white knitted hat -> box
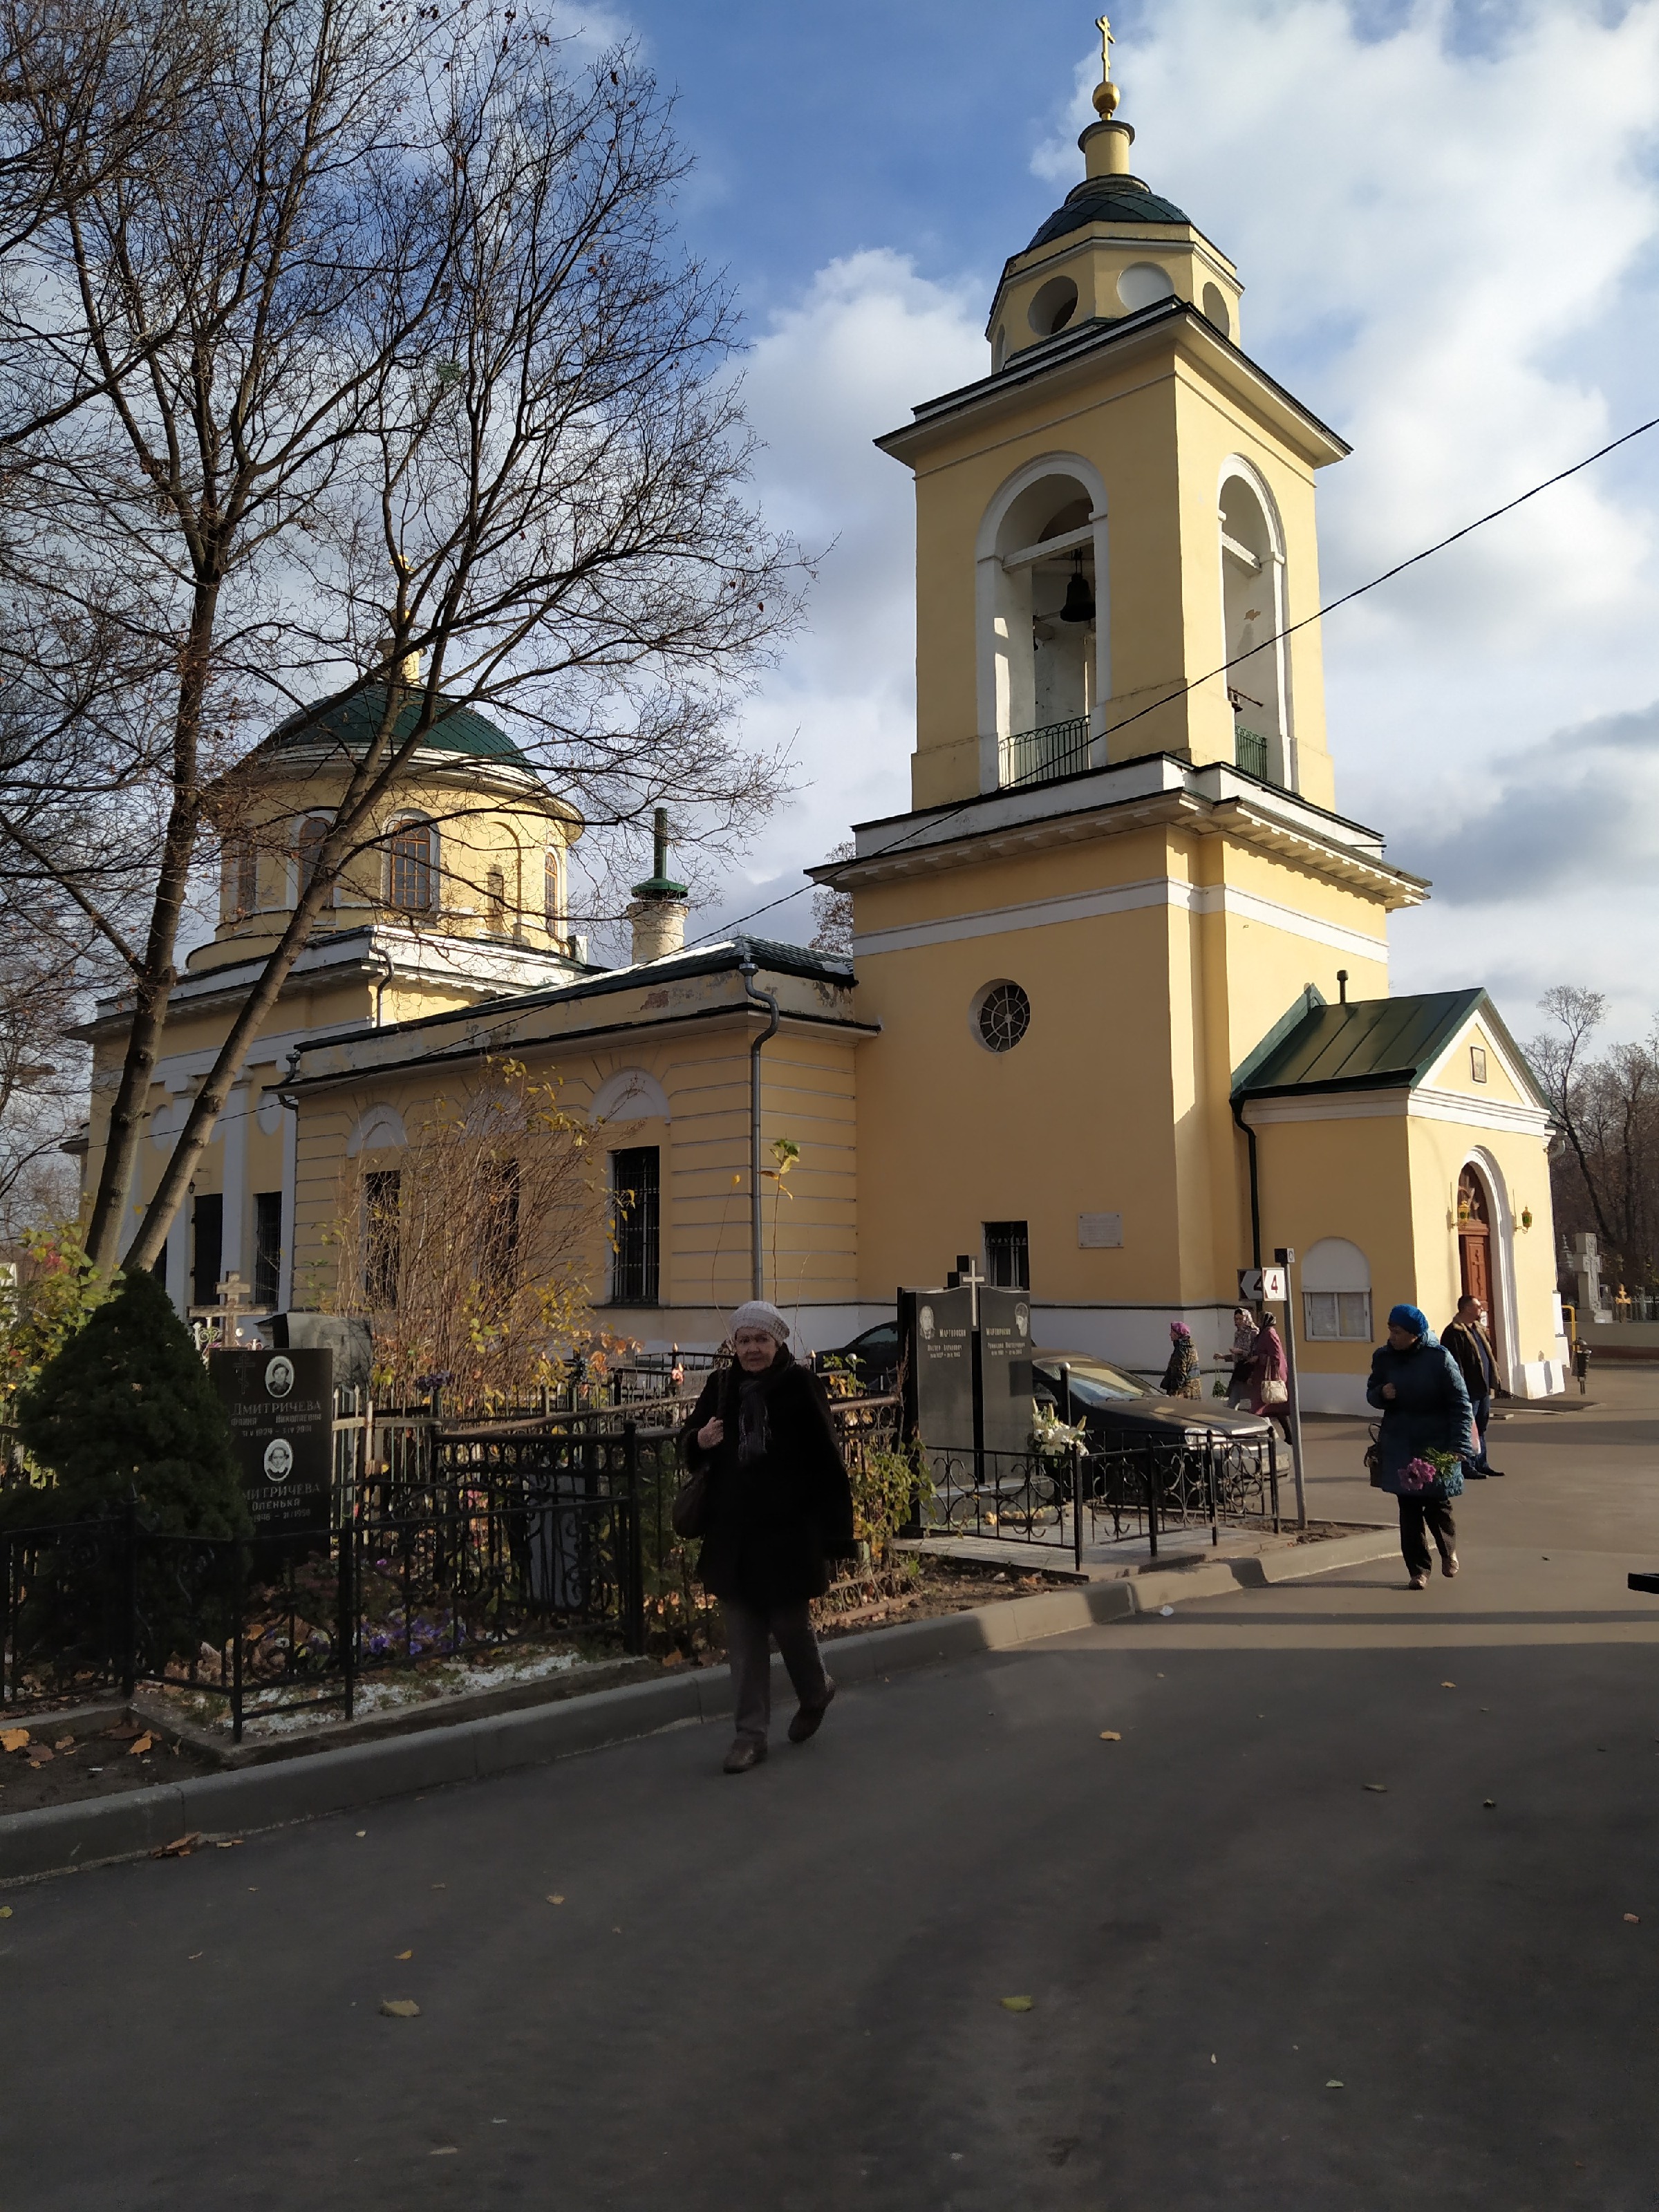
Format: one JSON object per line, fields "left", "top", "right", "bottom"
{"left": 730, "top": 1300, "right": 790, "bottom": 1342}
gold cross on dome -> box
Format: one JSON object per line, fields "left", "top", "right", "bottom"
{"left": 1096, "top": 15, "right": 1114, "bottom": 75}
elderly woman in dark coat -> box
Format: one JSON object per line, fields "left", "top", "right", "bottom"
{"left": 679, "top": 1300, "right": 856, "bottom": 1774}
{"left": 1367, "top": 1302, "right": 1474, "bottom": 1589}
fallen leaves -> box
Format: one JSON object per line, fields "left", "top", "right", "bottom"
{"left": 53, "top": 1736, "right": 74, "bottom": 1751}
{"left": 1441, "top": 1681, "right": 1456, "bottom": 1690}
{"left": 0, "top": 1906, "right": 12, "bottom": 1919}
{"left": 1624, "top": 1913, "right": 1641, "bottom": 1924}
{"left": 379, "top": 1998, "right": 421, "bottom": 2018}
{"left": 151, "top": 1833, "right": 203, "bottom": 1859}
{"left": 1000, "top": 1996, "right": 1034, "bottom": 2013}
{"left": 547, "top": 1894, "right": 564, "bottom": 1905}
{"left": 24, "top": 1745, "right": 53, "bottom": 1767}
{"left": 1326, "top": 2079, "right": 1344, "bottom": 2089}
{"left": 1483, "top": 1799, "right": 1496, "bottom": 1809}
{"left": 126, "top": 1734, "right": 153, "bottom": 1758}
{"left": 395, "top": 1949, "right": 413, "bottom": 1960}
{"left": 355, "top": 1830, "right": 366, "bottom": 1839}
{"left": 1363, "top": 1783, "right": 1387, "bottom": 1794}
{"left": 1098, "top": 1731, "right": 1122, "bottom": 1743}
{"left": 430, "top": 2146, "right": 458, "bottom": 2156}
{"left": 0, "top": 1727, "right": 28, "bottom": 1754}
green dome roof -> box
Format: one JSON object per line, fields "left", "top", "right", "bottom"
{"left": 268, "top": 684, "right": 531, "bottom": 769}
{"left": 1027, "top": 176, "right": 1189, "bottom": 253}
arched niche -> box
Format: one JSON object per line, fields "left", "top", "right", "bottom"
{"left": 1218, "top": 458, "right": 1293, "bottom": 789}
{"left": 346, "top": 1102, "right": 408, "bottom": 1157}
{"left": 590, "top": 1067, "right": 671, "bottom": 1124}
{"left": 975, "top": 453, "right": 1109, "bottom": 794}
{"left": 1301, "top": 1237, "right": 1372, "bottom": 1341}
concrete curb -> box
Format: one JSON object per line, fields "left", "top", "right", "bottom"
{"left": 0, "top": 1525, "right": 1394, "bottom": 1886}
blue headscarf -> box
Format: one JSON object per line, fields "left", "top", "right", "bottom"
{"left": 1388, "top": 1302, "right": 1429, "bottom": 1338}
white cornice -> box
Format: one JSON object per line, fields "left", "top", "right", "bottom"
{"left": 1242, "top": 1085, "right": 1553, "bottom": 1138}
{"left": 826, "top": 755, "right": 1423, "bottom": 912}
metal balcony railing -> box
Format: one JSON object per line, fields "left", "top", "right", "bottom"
{"left": 1233, "top": 725, "right": 1273, "bottom": 782}
{"left": 1000, "top": 715, "right": 1091, "bottom": 790}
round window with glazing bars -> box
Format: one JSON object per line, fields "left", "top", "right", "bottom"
{"left": 975, "top": 981, "right": 1031, "bottom": 1053}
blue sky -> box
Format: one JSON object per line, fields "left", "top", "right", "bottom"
{"left": 579, "top": 1, "right": 1659, "bottom": 1053}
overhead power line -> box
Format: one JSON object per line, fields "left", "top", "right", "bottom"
{"left": 679, "top": 405, "right": 1659, "bottom": 950}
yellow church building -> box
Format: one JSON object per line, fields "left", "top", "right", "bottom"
{"left": 76, "top": 35, "right": 1567, "bottom": 1412}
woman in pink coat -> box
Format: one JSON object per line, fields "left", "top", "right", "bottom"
{"left": 1246, "top": 1313, "right": 1288, "bottom": 1423}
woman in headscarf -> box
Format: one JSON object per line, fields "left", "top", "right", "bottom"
{"left": 1366, "top": 1302, "right": 1474, "bottom": 1589}
{"left": 1160, "top": 1321, "right": 1202, "bottom": 1399}
{"left": 1226, "top": 1306, "right": 1257, "bottom": 1408}
{"left": 1246, "top": 1310, "right": 1288, "bottom": 1423}
{"left": 679, "top": 1300, "right": 856, "bottom": 1774}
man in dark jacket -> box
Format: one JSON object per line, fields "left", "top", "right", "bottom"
{"left": 1443, "top": 1295, "right": 1504, "bottom": 1477}
{"left": 680, "top": 1300, "right": 856, "bottom": 1774}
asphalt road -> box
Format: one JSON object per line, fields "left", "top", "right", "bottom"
{"left": 4, "top": 1374, "right": 1659, "bottom": 2211}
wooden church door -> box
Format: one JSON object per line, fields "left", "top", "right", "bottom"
{"left": 1457, "top": 1166, "right": 1494, "bottom": 1326}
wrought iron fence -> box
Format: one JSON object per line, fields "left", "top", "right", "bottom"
{"left": 1000, "top": 715, "right": 1091, "bottom": 789}
{"left": 924, "top": 1429, "right": 1281, "bottom": 1568}
{"left": 1, "top": 1479, "right": 643, "bottom": 1738}
{"left": 1, "top": 1393, "right": 906, "bottom": 1730}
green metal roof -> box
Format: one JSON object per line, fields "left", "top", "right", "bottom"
{"left": 1232, "top": 989, "right": 1550, "bottom": 1109}
{"left": 267, "top": 684, "right": 530, "bottom": 769}
{"left": 1026, "top": 176, "right": 1190, "bottom": 252}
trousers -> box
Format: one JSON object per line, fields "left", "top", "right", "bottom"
{"left": 1398, "top": 1493, "right": 1457, "bottom": 1577}
{"left": 1469, "top": 1391, "right": 1492, "bottom": 1470}
{"left": 721, "top": 1597, "right": 828, "bottom": 1743}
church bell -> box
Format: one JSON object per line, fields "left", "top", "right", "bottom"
{"left": 1060, "top": 551, "right": 1095, "bottom": 625}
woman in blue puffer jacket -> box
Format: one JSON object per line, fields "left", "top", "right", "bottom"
{"left": 1366, "top": 1302, "right": 1474, "bottom": 1589}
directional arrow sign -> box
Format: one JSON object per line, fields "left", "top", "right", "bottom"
{"left": 1239, "top": 1266, "right": 1288, "bottom": 1302}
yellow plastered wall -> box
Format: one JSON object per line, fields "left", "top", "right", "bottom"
{"left": 853, "top": 818, "right": 1396, "bottom": 1312}
{"left": 1405, "top": 1119, "right": 1560, "bottom": 1379}
{"left": 287, "top": 1020, "right": 860, "bottom": 1329}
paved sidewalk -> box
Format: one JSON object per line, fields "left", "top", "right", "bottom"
{"left": 2, "top": 1374, "right": 1657, "bottom": 2211}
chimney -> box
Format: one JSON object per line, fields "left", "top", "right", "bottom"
{"left": 627, "top": 807, "right": 689, "bottom": 964}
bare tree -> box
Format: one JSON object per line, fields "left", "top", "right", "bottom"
{"left": 1529, "top": 985, "right": 1659, "bottom": 1280}
{"left": 809, "top": 839, "right": 854, "bottom": 959}
{"left": 0, "top": 0, "right": 804, "bottom": 1278}
{"left": 322, "top": 1059, "right": 603, "bottom": 1400}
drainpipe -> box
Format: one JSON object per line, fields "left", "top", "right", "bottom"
{"left": 1232, "top": 1094, "right": 1262, "bottom": 1271}
{"left": 369, "top": 945, "right": 395, "bottom": 1027}
{"left": 739, "top": 959, "right": 780, "bottom": 1300}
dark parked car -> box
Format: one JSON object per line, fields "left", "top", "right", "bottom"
{"left": 815, "top": 1319, "right": 900, "bottom": 1393}
{"left": 1031, "top": 1351, "right": 1274, "bottom": 1445}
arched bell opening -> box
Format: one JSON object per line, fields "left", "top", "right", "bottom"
{"left": 1218, "top": 463, "right": 1291, "bottom": 789}
{"left": 977, "top": 462, "right": 1108, "bottom": 791}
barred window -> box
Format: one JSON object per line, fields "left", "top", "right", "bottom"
{"left": 388, "top": 819, "right": 434, "bottom": 912}
{"left": 610, "top": 1146, "right": 659, "bottom": 1305}
{"left": 984, "top": 1220, "right": 1029, "bottom": 1289}
{"left": 364, "top": 1169, "right": 402, "bottom": 1309}
{"left": 976, "top": 981, "right": 1031, "bottom": 1053}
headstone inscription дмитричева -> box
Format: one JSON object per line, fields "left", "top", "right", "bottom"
{"left": 211, "top": 1346, "right": 335, "bottom": 1537}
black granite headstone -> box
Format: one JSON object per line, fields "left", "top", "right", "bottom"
{"left": 899, "top": 1285, "right": 975, "bottom": 1451}
{"left": 978, "top": 1288, "right": 1035, "bottom": 1456}
{"left": 211, "top": 1347, "right": 334, "bottom": 1538}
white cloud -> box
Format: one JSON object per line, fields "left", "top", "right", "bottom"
{"left": 713, "top": 3, "right": 1659, "bottom": 1035}
{"left": 709, "top": 250, "right": 985, "bottom": 922}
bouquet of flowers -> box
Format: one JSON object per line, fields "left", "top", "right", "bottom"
{"left": 1399, "top": 1449, "right": 1461, "bottom": 1494}
{"left": 1030, "top": 1403, "right": 1090, "bottom": 1459}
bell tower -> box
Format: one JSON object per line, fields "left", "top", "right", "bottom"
{"left": 820, "top": 20, "right": 1430, "bottom": 1363}
{"left": 879, "top": 21, "right": 1347, "bottom": 814}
